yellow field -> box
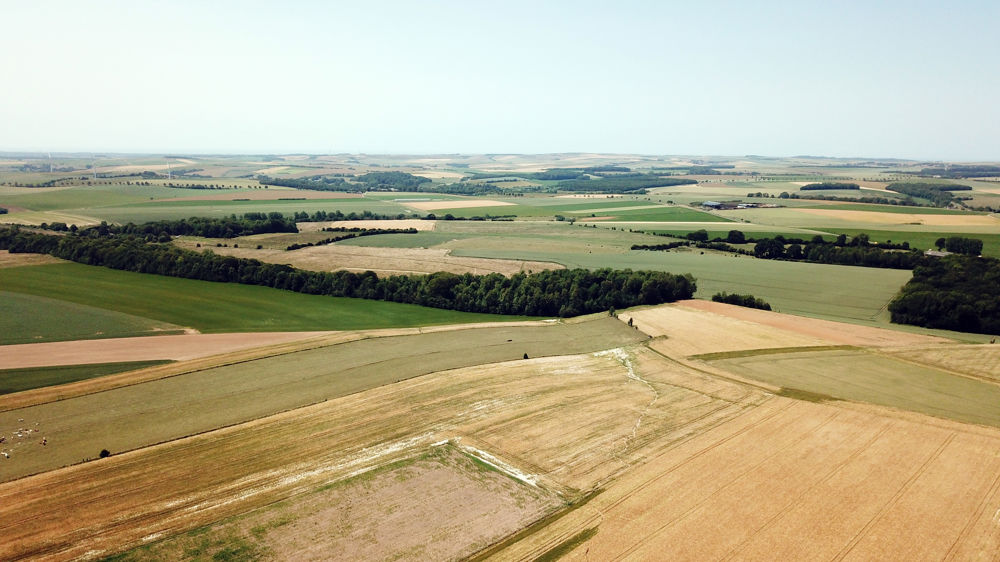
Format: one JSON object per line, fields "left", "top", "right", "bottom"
{"left": 2, "top": 302, "right": 999, "bottom": 560}
{"left": 181, "top": 243, "right": 563, "bottom": 276}
{"left": 794, "top": 207, "right": 1000, "bottom": 226}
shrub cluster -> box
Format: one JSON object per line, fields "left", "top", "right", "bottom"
{"left": 712, "top": 292, "right": 772, "bottom": 311}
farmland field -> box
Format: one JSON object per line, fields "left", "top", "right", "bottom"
{"left": 3, "top": 153, "right": 1000, "bottom": 561}
{"left": 0, "top": 263, "right": 530, "bottom": 334}
{"left": 0, "top": 290, "right": 187, "bottom": 345}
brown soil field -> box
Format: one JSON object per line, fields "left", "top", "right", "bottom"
{"left": 0, "top": 250, "right": 65, "bottom": 269}
{"left": 794, "top": 208, "right": 1000, "bottom": 226}
{"left": 0, "top": 331, "right": 335, "bottom": 370}
{"left": 161, "top": 190, "right": 362, "bottom": 202}
{"left": 296, "top": 218, "right": 435, "bottom": 231}
{"left": 405, "top": 199, "right": 516, "bottom": 210}
{"left": 675, "top": 300, "right": 950, "bottom": 348}
{"left": 493, "top": 397, "right": 1000, "bottom": 561}
{"left": 0, "top": 318, "right": 644, "bottom": 482}
{"left": 0, "top": 342, "right": 758, "bottom": 560}
{"left": 188, "top": 244, "right": 563, "bottom": 276}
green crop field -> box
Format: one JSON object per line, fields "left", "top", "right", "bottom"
{"left": 450, "top": 246, "right": 911, "bottom": 324}
{"left": 710, "top": 348, "right": 1000, "bottom": 427}
{"left": 0, "top": 361, "right": 172, "bottom": 395}
{"left": 0, "top": 291, "right": 186, "bottom": 345}
{"left": 0, "top": 263, "right": 535, "bottom": 334}
{"left": 0, "top": 317, "right": 644, "bottom": 481}
{"left": 823, "top": 228, "right": 1000, "bottom": 257}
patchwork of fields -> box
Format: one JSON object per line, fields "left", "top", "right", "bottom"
{"left": 3, "top": 155, "right": 1000, "bottom": 560}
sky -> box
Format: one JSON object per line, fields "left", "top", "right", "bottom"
{"left": 1, "top": 1, "right": 997, "bottom": 160}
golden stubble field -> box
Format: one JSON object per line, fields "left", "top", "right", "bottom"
{"left": 2, "top": 302, "right": 999, "bottom": 560}
{"left": 175, "top": 241, "right": 563, "bottom": 276}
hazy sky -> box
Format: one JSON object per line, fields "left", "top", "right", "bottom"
{"left": 2, "top": 1, "right": 997, "bottom": 160}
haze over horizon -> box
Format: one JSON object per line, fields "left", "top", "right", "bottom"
{"left": 3, "top": 1, "right": 997, "bottom": 161}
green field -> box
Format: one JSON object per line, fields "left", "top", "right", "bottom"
{"left": 823, "top": 228, "right": 1000, "bottom": 257}
{"left": 0, "top": 291, "right": 186, "bottom": 345}
{"left": 0, "top": 361, "right": 172, "bottom": 395}
{"left": 450, "top": 246, "right": 912, "bottom": 324}
{"left": 0, "top": 263, "right": 535, "bottom": 334}
{"left": 711, "top": 349, "right": 1000, "bottom": 427}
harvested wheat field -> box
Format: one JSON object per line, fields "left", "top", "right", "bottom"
{"left": 493, "top": 397, "right": 1000, "bottom": 561}
{"left": 296, "top": 218, "right": 435, "bottom": 232}
{"left": 620, "top": 303, "right": 831, "bottom": 357}
{"left": 0, "top": 250, "right": 64, "bottom": 269}
{"left": 887, "top": 344, "right": 1000, "bottom": 384}
{"left": 675, "top": 300, "right": 950, "bottom": 348}
{"left": 197, "top": 244, "right": 563, "bottom": 276}
{"left": 0, "top": 343, "right": 759, "bottom": 560}
{"left": 793, "top": 208, "right": 1000, "bottom": 226}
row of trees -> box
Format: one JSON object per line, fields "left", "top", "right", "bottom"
{"left": 93, "top": 213, "right": 299, "bottom": 239}
{"left": 285, "top": 228, "right": 418, "bottom": 250}
{"left": 0, "top": 227, "right": 696, "bottom": 317}
{"left": 889, "top": 255, "right": 1000, "bottom": 334}
{"left": 799, "top": 182, "right": 860, "bottom": 190}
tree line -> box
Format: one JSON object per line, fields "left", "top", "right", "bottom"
{"left": 285, "top": 228, "right": 418, "bottom": 251}
{"left": 0, "top": 227, "right": 696, "bottom": 317}
{"left": 889, "top": 255, "right": 1000, "bottom": 335}
{"left": 799, "top": 182, "right": 860, "bottom": 190}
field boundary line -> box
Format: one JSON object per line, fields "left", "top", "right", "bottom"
{"left": 830, "top": 431, "right": 957, "bottom": 562}
{"left": 689, "top": 345, "right": 860, "bottom": 362}
{"left": 878, "top": 347, "right": 1000, "bottom": 388}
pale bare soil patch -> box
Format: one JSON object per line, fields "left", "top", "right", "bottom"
{"left": 296, "top": 219, "right": 434, "bottom": 232}
{"left": 0, "top": 344, "right": 757, "bottom": 560}
{"left": 676, "top": 300, "right": 950, "bottom": 348}
{"left": 131, "top": 446, "right": 562, "bottom": 561}
{"left": 190, "top": 244, "right": 563, "bottom": 276}
{"left": 0, "top": 332, "right": 333, "bottom": 370}
{"left": 0, "top": 250, "right": 64, "bottom": 269}
{"left": 405, "top": 199, "right": 516, "bottom": 210}
{"left": 162, "top": 190, "right": 361, "bottom": 202}
{"left": 496, "top": 397, "right": 1000, "bottom": 561}
{"left": 793, "top": 207, "right": 1000, "bottom": 226}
